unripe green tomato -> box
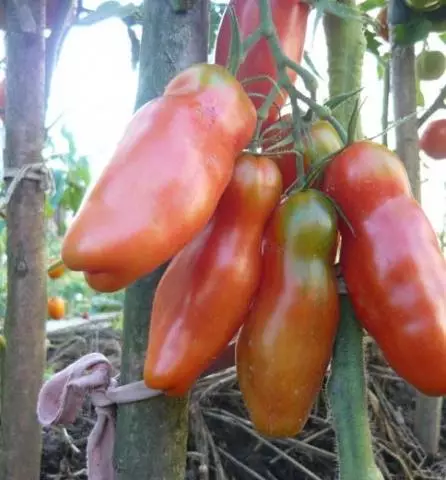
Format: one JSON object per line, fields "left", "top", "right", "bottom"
{"left": 404, "top": 0, "right": 442, "bottom": 11}
{"left": 416, "top": 50, "right": 446, "bottom": 80}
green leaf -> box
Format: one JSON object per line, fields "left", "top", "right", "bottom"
{"left": 316, "top": 0, "right": 363, "bottom": 21}
{"left": 393, "top": 20, "right": 431, "bottom": 44}
{"left": 303, "top": 51, "right": 323, "bottom": 80}
{"left": 226, "top": 4, "right": 243, "bottom": 76}
{"left": 364, "top": 29, "right": 382, "bottom": 57}
{"left": 416, "top": 78, "right": 425, "bottom": 106}
{"left": 324, "top": 88, "right": 363, "bottom": 110}
{"left": 77, "top": 1, "right": 139, "bottom": 26}
{"left": 440, "top": 32, "right": 446, "bottom": 41}
{"left": 359, "top": 0, "right": 387, "bottom": 12}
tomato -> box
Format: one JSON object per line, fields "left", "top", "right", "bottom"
{"left": 420, "top": 119, "right": 446, "bottom": 159}
{"left": 416, "top": 50, "right": 446, "bottom": 81}
{"left": 48, "top": 259, "right": 66, "bottom": 279}
{"left": 236, "top": 189, "right": 340, "bottom": 437}
{"left": 322, "top": 141, "right": 446, "bottom": 396}
{"left": 48, "top": 296, "right": 65, "bottom": 320}
{"left": 262, "top": 116, "right": 343, "bottom": 191}
{"left": 144, "top": 153, "right": 282, "bottom": 396}
{"left": 377, "top": 7, "right": 389, "bottom": 41}
{"left": 61, "top": 64, "right": 257, "bottom": 293}
{"left": 214, "top": 0, "right": 310, "bottom": 128}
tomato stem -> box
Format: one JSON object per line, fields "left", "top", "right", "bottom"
{"left": 381, "top": 62, "right": 390, "bottom": 146}
{"left": 323, "top": 1, "right": 383, "bottom": 478}
{"left": 252, "top": 0, "right": 348, "bottom": 185}
{"left": 327, "top": 296, "right": 384, "bottom": 480}
{"left": 323, "top": 0, "right": 366, "bottom": 138}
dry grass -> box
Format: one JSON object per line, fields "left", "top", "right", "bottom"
{"left": 41, "top": 325, "right": 446, "bottom": 480}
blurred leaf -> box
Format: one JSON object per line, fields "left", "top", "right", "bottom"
{"left": 364, "top": 29, "right": 382, "bottom": 57}
{"left": 416, "top": 78, "right": 425, "bottom": 106}
{"left": 315, "top": 0, "right": 363, "bottom": 22}
{"left": 227, "top": 4, "right": 243, "bottom": 75}
{"left": 77, "top": 1, "right": 139, "bottom": 26}
{"left": 359, "top": 0, "right": 387, "bottom": 12}
{"left": 44, "top": 198, "right": 55, "bottom": 218}
{"left": 324, "top": 88, "right": 363, "bottom": 110}
{"left": 303, "top": 51, "right": 323, "bottom": 80}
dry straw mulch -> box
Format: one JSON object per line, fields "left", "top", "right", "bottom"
{"left": 41, "top": 326, "right": 446, "bottom": 480}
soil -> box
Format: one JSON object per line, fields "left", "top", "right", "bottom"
{"left": 40, "top": 326, "right": 446, "bottom": 480}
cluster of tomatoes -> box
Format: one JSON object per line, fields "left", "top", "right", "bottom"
{"left": 57, "top": 0, "right": 446, "bottom": 438}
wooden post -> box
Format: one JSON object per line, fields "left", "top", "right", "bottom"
{"left": 0, "top": 0, "right": 47, "bottom": 477}
{"left": 390, "top": 11, "right": 442, "bottom": 455}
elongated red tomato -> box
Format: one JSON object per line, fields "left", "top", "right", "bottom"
{"left": 61, "top": 64, "right": 257, "bottom": 292}
{"left": 322, "top": 141, "right": 446, "bottom": 396}
{"left": 262, "top": 116, "right": 343, "bottom": 191}
{"left": 144, "top": 154, "right": 282, "bottom": 396}
{"left": 214, "top": 0, "right": 310, "bottom": 127}
{"left": 236, "top": 189, "right": 339, "bottom": 437}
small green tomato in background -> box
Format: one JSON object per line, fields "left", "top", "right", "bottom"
{"left": 416, "top": 50, "right": 446, "bottom": 80}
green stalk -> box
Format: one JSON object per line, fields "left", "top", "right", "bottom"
{"left": 327, "top": 297, "right": 384, "bottom": 480}
{"left": 323, "top": 1, "right": 365, "bottom": 138}
{"left": 324, "top": 3, "right": 382, "bottom": 479}
{"left": 254, "top": 0, "right": 347, "bottom": 186}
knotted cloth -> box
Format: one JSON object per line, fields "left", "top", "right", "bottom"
{"left": 36, "top": 352, "right": 162, "bottom": 480}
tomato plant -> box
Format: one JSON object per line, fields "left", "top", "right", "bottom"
{"left": 419, "top": 119, "right": 446, "bottom": 159}
{"left": 214, "top": 0, "right": 310, "bottom": 128}
{"left": 323, "top": 141, "right": 446, "bottom": 396}
{"left": 47, "top": 296, "right": 66, "bottom": 320}
{"left": 144, "top": 153, "right": 282, "bottom": 396}
{"left": 263, "top": 116, "right": 343, "bottom": 191}
{"left": 236, "top": 189, "right": 339, "bottom": 437}
{"left": 61, "top": 63, "right": 257, "bottom": 293}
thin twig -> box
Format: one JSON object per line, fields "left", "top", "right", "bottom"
{"left": 418, "top": 83, "right": 446, "bottom": 128}
{"left": 204, "top": 409, "right": 324, "bottom": 480}
{"left": 217, "top": 447, "right": 268, "bottom": 480}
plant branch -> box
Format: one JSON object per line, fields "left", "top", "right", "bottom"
{"left": 323, "top": 1, "right": 383, "bottom": 478}
{"left": 252, "top": 0, "right": 348, "bottom": 184}
{"left": 327, "top": 296, "right": 384, "bottom": 480}
{"left": 382, "top": 62, "right": 390, "bottom": 146}
{"left": 417, "top": 83, "right": 446, "bottom": 128}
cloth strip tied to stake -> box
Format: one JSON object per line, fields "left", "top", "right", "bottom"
{"left": 37, "top": 353, "right": 162, "bottom": 480}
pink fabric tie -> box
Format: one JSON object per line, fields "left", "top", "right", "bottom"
{"left": 37, "top": 353, "right": 162, "bottom": 480}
